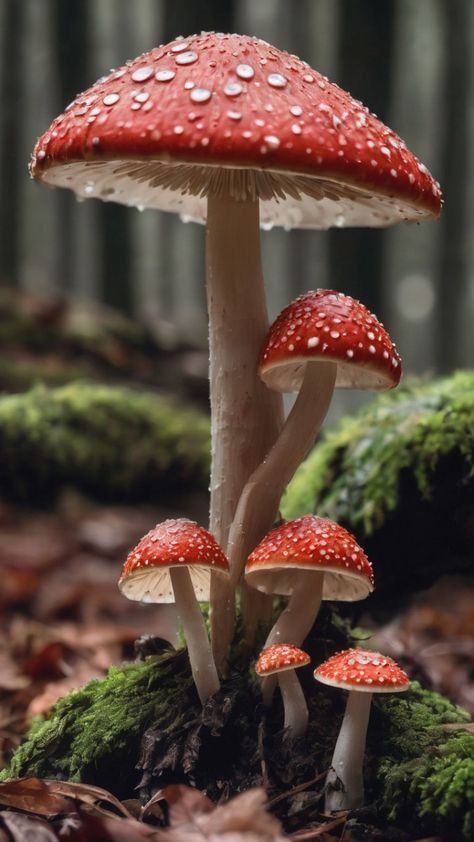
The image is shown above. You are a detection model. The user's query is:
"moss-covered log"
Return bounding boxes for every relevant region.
[0,383,210,503]
[283,371,474,604]
[2,614,472,839]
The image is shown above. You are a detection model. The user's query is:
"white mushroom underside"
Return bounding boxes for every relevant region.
[41,158,431,230]
[119,564,224,603]
[246,564,373,601]
[261,357,394,391]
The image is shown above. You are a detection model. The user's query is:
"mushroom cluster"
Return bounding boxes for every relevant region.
[31,30,440,813]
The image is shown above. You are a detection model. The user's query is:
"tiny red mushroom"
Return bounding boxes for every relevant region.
[119,518,229,704]
[31,32,441,671]
[255,644,310,738]
[245,516,374,704]
[227,290,398,625]
[314,648,409,812]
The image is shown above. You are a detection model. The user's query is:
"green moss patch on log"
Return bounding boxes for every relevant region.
[283,371,474,601]
[2,623,472,839]
[0,383,210,503]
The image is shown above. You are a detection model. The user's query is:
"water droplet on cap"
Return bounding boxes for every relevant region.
[224,82,243,97]
[156,69,176,82]
[290,105,303,116]
[132,66,153,82]
[134,91,150,103]
[103,93,120,106]
[171,42,190,53]
[236,63,254,80]
[267,73,287,88]
[190,88,211,103]
[175,51,198,66]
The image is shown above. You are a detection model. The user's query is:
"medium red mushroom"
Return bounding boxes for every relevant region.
[255,644,310,738]
[31,33,441,670]
[118,518,229,704]
[227,291,394,637]
[314,648,409,812]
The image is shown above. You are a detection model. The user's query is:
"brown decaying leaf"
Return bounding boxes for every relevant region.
[0,778,132,819]
[0,811,58,841]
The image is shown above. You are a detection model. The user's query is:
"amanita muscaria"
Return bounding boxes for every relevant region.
[31,32,441,670]
[118,518,229,704]
[245,515,373,703]
[227,290,399,631]
[314,649,409,812]
[255,644,310,738]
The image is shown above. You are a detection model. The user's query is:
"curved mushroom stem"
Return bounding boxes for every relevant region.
[169,566,220,705]
[325,690,372,812]
[278,669,309,739]
[227,359,336,612]
[261,572,323,706]
[206,193,283,672]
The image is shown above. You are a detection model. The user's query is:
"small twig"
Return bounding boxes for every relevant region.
[258,721,269,790]
[267,770,328,809]
[290,814,347,839]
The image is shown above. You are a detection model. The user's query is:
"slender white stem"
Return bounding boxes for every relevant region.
[228,361,337,595]
[169,566,219,705]
[206,193,283,671]
[261,572,323,705]
[278,669,309,738]
[325,690,372,812]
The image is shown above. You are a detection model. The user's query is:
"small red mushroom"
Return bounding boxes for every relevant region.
[314,648,409,811]
[255,644,310,737]
[227,292,392,626]
[119,518,229,704]
[245,516,373,703]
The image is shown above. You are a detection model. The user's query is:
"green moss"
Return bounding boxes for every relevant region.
[0,383,210,502]
[2,651,194,789]
[374,685,473,839]
[283,371,474,533]
[3,642,472,838]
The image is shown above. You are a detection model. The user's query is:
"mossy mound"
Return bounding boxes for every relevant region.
[3,619,472,839]
[0,383,210,503]
[283,371,474,603]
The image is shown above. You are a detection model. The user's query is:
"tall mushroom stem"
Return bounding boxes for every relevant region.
[227,360,336,646]
[278,669,309,738]
[325,690,372,812]
[261,572,323,706]
[169,566,220,705]
[206,192,283,671]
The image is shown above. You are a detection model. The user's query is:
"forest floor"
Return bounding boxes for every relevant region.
[0,494,472,840]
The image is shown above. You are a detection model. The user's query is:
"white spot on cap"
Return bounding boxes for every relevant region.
[307,337,320,349]
[236,64,254,79]
[103,93,120,106]
[267,73,287,88]
[132,66,154,82]
[155,69,176,82]
[190,88,211,103]
[290,105,303,116]
[263,135,280,149]
[224,82,243,97]
[175,51,198,66]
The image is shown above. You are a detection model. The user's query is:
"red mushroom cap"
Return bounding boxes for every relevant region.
[314,648,409,693]
[118,518,229,603]
[31,32,441,229]
[245,516,374,602]
[255,643,310,676]
[259,289,401,392]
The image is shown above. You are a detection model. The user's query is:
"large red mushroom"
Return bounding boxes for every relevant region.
[31,33,441,671]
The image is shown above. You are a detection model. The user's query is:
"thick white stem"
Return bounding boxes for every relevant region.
[206,193,283,671]
[278,669,309,739]
[169,566,219,705]
[261,572,323,705]
[325,691,372,812]
[228,361,337,595]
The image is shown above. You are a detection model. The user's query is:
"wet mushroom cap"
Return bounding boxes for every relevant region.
[245,516,374,601]
[259,289,401,392]
[255,643,310,676]
[119,518,229,603]
[31,32,441,229]
[314,648,410,693]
